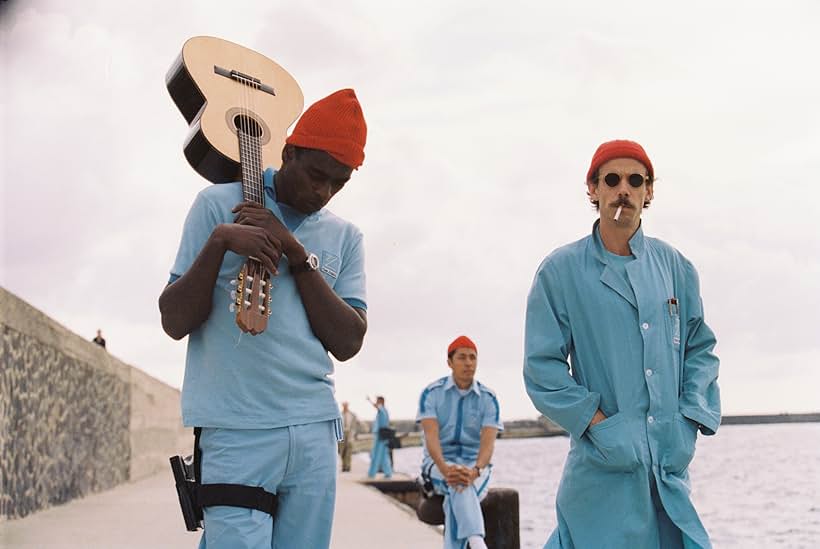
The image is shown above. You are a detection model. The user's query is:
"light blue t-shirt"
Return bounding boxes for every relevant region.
[416,376,504,465]
[170,168,367,429]
[602,245,636,305]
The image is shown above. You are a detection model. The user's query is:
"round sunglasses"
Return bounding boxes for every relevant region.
[602,172,649,188]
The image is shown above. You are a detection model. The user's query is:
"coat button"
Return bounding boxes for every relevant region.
[645,369,653,377]
[647,416,655,424]
[641,322,650,330]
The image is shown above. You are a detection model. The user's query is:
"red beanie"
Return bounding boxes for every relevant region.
[448,335,477,355]
[586,139,654,182]
[286,89,367,169]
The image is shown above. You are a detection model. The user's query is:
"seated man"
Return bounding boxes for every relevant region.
[417,336,503,549]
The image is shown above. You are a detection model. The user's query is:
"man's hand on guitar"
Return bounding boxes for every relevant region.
[214,222,281,275]
[232,202,301,258]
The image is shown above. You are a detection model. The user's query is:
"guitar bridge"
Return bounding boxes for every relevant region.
[214,65,276,96]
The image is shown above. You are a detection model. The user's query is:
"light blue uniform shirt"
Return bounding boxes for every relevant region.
[170,168,367,429]
[524,221,720,548]
[416,376,503,465]
[372,406,390,433]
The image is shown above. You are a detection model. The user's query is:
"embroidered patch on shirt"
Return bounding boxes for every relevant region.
[321,251,340,278]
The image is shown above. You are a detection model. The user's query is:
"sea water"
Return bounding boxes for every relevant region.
[390,423,820,549]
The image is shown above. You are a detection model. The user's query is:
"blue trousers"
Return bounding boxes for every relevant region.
[367,439,393,478]
[197,421,337,549]
[424,461,492,549]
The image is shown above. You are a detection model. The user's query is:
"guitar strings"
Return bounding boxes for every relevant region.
[246,58,261,207]
[238,48,264,293]
[242,53,261,207]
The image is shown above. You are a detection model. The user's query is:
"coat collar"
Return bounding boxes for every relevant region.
[591,220,644,310]
[590,219,646,262]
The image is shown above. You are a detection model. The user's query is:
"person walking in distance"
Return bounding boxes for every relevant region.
[366,396,393,478]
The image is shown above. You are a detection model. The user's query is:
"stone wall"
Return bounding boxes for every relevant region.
[0,287,189,520]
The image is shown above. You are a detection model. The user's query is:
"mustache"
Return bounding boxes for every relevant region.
[612,197,634,208]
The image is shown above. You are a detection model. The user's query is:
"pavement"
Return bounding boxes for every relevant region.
[0,455,441,548]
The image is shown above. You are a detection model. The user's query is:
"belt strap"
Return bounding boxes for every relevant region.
[193,427,278,517]
[195,483,278,516]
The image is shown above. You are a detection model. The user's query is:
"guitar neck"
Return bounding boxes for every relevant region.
[238,128,265,205]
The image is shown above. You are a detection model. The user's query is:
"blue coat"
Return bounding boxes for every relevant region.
[524,221,720,549]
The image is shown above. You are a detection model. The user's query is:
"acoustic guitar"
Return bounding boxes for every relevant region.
[166,36,304,334]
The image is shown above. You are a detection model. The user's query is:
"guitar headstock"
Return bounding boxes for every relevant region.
[233,259,271,335]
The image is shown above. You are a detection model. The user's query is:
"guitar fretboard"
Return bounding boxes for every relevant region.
[238,129,264,205]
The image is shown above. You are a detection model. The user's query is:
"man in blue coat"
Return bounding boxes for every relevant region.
[367,395,393,478]
[523,140,720,548]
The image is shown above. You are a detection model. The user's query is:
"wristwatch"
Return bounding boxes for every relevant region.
[290,252,319,275]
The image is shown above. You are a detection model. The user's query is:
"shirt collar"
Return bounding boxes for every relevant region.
[444,375,480,396]
[591,219,646,263]
[263,167,323,220]
[264,168,278,202]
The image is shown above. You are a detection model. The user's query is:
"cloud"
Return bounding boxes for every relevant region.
[2,1,820,420]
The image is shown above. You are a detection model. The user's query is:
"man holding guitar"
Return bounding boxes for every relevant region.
[159,89,368,548]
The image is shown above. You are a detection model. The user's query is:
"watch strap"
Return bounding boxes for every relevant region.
[289,253,318,275]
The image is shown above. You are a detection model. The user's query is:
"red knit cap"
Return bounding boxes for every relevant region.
[286,89,367,169]
[586,139,654,182]
[448,335,477,355]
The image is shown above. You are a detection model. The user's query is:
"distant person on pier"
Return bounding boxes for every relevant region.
[159,89,369,549]
[92,329,106,349]
[417,335,503,549]
[339,401,359,472]
[366,395,393,478]
[523,140,721,548]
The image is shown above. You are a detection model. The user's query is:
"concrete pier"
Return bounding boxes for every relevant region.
[0,456,441,548]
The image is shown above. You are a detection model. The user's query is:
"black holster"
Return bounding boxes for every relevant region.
[170,427,278,532]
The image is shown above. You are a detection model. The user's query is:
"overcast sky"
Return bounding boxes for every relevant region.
[2,1,818,421]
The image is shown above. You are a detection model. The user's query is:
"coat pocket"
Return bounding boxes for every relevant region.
[582,413,641,472]
[660,413,698,473]
[668,305,681,349]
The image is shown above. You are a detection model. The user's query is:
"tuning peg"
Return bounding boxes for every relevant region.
[230,290,237,300]
[230,279,238,286]
[246,276,254,283]
[229,303,236,313]
[245,287,253,295]
[258,305,265,312]
[244,300,251,307]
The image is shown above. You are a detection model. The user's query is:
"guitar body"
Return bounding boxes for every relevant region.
[166,36,304,183]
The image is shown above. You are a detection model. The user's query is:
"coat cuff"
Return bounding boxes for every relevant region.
[679,404,720,436]
[568,393,602,440]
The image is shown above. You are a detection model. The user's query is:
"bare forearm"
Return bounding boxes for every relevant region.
[421,419,448,471]
[475,428,498,469]
[289,248,366,360]
[159,229,228,339]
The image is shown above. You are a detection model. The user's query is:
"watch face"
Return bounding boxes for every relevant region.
[307,253,319,270]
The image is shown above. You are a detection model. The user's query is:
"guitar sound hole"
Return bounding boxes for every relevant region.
[233,114,263,137]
